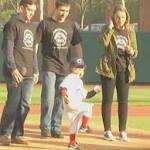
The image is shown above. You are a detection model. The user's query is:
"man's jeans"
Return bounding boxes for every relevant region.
[0,77,33,137]
[40,71,64,133]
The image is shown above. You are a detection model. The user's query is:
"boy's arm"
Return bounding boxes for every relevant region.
[73,43,83,58]
[86,85,101,99]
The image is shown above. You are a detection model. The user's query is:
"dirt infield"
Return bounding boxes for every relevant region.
[0,124,150,150]
[0,104,150,150]
[1,104,150,116]
[15,104,150,116]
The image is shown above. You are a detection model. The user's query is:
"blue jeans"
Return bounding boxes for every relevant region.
[0,77,33,137]
[40,71,64,133]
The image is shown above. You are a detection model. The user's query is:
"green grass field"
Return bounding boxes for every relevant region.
[26,114,150,131]
[0,83,150,105]
[0,83,150,150]
[0,83,149,132]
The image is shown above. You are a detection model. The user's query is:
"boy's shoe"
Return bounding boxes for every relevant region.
[79,125,92,133]
[119,131,128,141]
[68,143,80,150]
[0,134,11,146]
[104,130,115,141]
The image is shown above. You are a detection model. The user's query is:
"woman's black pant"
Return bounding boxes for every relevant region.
[101,71,129,132]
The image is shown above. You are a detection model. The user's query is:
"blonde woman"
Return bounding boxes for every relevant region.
[96,4,138,141]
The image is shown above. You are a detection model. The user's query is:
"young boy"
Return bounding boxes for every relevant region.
[60,57,100,150]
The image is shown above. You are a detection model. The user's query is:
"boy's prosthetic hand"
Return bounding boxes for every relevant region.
[63,95,69,104]
[86,85,101,99]
[93,85,101,93]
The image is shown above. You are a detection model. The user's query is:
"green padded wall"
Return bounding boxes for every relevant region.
[0,31,150,83]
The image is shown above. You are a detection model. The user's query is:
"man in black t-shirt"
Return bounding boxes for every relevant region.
[37,0,83,138]
[0,0,38,146]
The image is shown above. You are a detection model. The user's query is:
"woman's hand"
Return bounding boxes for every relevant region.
[125,45,134,56]
[108,19,114,30]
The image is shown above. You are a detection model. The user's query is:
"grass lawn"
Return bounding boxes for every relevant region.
[0,83,150,131]
[26,114,150,131]
[0,83,150,105]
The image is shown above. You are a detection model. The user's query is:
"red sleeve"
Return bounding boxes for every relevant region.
[59,87,67,96]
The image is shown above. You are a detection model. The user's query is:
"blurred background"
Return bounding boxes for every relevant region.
[0,0,142,32]
[0,0,150,83]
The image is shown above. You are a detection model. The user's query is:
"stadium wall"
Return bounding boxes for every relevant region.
[0,31,150,83]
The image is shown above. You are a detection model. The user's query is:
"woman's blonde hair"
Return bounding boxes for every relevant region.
[112,4,130,32]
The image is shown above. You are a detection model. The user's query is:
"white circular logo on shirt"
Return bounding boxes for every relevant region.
[116,35,128,51]
[23,29,34,48]
[52,28,67,48]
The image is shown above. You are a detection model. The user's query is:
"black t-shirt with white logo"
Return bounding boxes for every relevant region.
[37,17,82,75]
[2,14,37,77]
[114,29,128,72]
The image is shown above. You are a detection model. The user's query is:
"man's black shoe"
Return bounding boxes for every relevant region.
[41,130,51,137]
[51,131,64,138]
